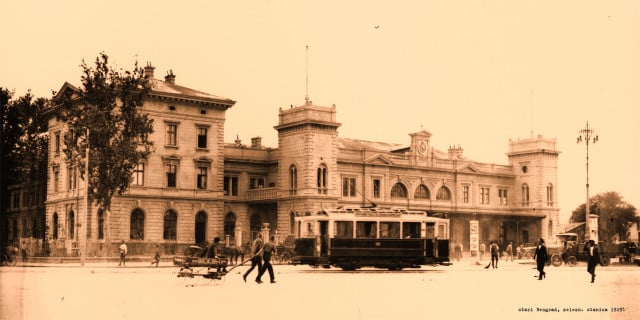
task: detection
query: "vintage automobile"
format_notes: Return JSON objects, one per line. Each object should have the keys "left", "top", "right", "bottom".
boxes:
{"left": 549, "top": 233, "right": 612, "bottom": 267}
{"left": 616, "top": 241, "right": 638, "bottom": 264}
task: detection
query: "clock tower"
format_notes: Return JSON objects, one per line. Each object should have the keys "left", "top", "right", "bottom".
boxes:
{"left": 410, "top": 130, "right": 432, "bottom": 163}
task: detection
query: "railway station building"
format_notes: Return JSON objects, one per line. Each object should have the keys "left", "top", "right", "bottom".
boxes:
{"left": 7, "top": 64, "right": 560, "bottom": 258}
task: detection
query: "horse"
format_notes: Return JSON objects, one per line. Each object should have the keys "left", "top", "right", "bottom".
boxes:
{"left": 221, "top": 245, "right": 245, "bottom": 265}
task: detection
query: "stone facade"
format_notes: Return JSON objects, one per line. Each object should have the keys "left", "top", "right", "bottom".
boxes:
{"left": 34, "top": 65, "right": 561, "bottom": 258}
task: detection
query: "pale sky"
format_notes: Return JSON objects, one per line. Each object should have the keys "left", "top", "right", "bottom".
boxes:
{"left": 2, "top": 0, "right": 639, "bottom": 224}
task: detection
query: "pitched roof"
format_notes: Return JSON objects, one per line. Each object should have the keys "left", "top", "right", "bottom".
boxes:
{"left": 148, "top": 78, "right": 235, "bottom": 107}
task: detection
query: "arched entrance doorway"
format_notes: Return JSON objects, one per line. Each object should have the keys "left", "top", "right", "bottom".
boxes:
{"left": 195, "top": 211, "right": 207, "bottom": 245}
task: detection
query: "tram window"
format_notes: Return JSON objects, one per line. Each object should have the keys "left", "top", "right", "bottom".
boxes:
{"left": 356, "top": 221, "right": 377, "bottom": 238}
{"left": 426, "top": 222, "right": 435, "bottom": 238}
{"left": 438, "top": 223, "right": 447, "bottom": 239}
{"left": 335, "top": 221, "right": 353, "bottom": 238}
{"left": 379, "top": 222, "right": 400, "bottom": 238}
{"left": 305, "top": 222, "right": 314, "bottom": 237}
{"left": 402, "top": 222, "right": 421, "bottom": 238}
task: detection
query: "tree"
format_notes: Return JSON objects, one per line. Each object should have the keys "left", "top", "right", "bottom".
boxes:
{"left": 570, "top": 192, "right": 637, "bottom": 242}
{"left": 53, "top": 53, "right": 154, "bottom": 212}
{"left": 1, "top": 88, "right": 49, "bottom": 251}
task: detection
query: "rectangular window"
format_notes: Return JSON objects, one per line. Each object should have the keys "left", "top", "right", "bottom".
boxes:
{"left": 342, "top": 177, "right": 356, "bottom": 197}
{"left": 249, "top": 177, "right": 265, "bottom": 189}
{"left": 166, "top": 123, "right": 177, "bottom": 146}
{"left": 54, "top": 132, "right": 61, "bottom": 154}
{"left": 373, "top": 179, "right": 381, "bottom": 198}
{"left": 197, "top": 167, "right": 208, "bottom": 189}
{"left": 224, "top": 176, "right": 238, "bottom": 196}
{"left": 134, "top": 163, "right": 144, "bottom": 186}
{"left": 480, "top": 187, "right": 490, "bottom": 205}
{"left": 356, "top": 221, "right": 377, "bottom": 238}
{"left": 166, "top": 164, "right": 177, "bottom": 187}
{"left": 379, "top": 222, "right": 400, "bottom": 238}
{"left": 67, "top": 166, "right": 77, "bottom": 190}
{"left": 197, "top": 127, "right": 207, "bottom": 149}
{"left": 12, "top": 191, "right": 20, "bottom": 209}
{"left": 499, "top": 189, "right": 508, "bottom": 206}
{"left": 52, "top": 167, "right": 59, "bottom": 192}
{"left": 334, "top": 221, "right": 354, "bottom": 238}
{"left": 463, "top": 185, "right": 470, "bottom": 203}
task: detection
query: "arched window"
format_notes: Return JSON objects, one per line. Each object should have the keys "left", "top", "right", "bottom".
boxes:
{"left": 436, "top": 186, "right": 451, "bottom": 200}
{"left": 522, "top": 184, "right": 530, "bottom": 207}
{"left": 224, "top": 212, "right": 236, "bottom": 238}
{"left": 68, "top": 210, "right": 75, "bottom": 239}
{"left": 317, "top": 164, "right": 328, "bottom": 194}
{"left": 195, "top": 211, "right": 207, "bottom": 245}
{"left": 130, "top": 209, "right": 145, "bottom": 240}
{"left": 97, "top": 209, "right": 104, "bottom": 240}
{"left": 414, "top": 184, "right": 430, "bottom": 199}
{"left": 548, "top": 220, "right": 553, "bottom": 238}
{"left": 52, "top": 212, "right": 59, "bottom": 239}
{"left": 289, "top": 165, "right": 297, "bottom": 195}
{"left": 390, "top": 183, "right": 408, "bottom": 198}
{"left": 546, "top": 183, "right": 553, "bottom": 206}
{"left": 163, "top": 209, "right": 177, "bottom": 240}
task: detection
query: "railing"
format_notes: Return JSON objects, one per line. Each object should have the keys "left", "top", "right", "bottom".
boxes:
{"left": 246, "top": 187, "right": 279, "bottom": 201}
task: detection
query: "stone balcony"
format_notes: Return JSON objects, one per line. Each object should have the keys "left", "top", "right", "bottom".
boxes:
{"left": 246, "top": 187, "right": 279, "bottom": 202}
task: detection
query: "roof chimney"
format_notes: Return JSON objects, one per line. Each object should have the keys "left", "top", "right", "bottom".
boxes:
{"left": 251, "top": 136, "right": 262, "bottom": 149}
{"left": 447, "top": 145, "right": 464, "bottom": 160}
{"left": 144, "top": 62, "right": 155, "bottom": 79}
{"left": 164, "top": 70, "right": 175, "bottom": 84}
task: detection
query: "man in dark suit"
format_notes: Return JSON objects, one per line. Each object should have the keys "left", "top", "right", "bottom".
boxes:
{"left": 533, "top": 238, "right": 547, "bottom": 280}
{"left": 585, "top": 239, "right": 600, "bottom": 283}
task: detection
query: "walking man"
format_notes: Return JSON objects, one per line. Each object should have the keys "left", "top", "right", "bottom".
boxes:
{"left": 585, "top": 240, "right": 599, "bottom": 283}
{"left": 256, "top": 235, "right": 276, "bottom": 284}
{"left": 243, "top": 234, "right": 263, "bottom": 282}
{"left": 505, "top": 241, "right": 514, "bottom": 262}
{"left": 533, "top": 238, "right": 547, "bottom": 280}
{"left": 151, "top": 244, "right": 161, "bottom": 267}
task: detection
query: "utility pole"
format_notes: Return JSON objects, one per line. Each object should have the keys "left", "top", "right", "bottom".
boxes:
{"left": 577, "top": 121, "right": 598, "bottom": 242}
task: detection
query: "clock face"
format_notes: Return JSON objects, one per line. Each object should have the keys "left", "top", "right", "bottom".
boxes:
{"left": 418, "top": 140, "right": 427, "bottom": 154}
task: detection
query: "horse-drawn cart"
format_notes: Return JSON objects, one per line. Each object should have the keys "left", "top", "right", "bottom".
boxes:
{"left": 173, "top": 245, "right": 230, "bottom": 285}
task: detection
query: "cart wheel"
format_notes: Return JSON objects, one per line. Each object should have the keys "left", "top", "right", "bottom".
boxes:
{"left": 568, "top": 256, "right": 577, "bottom": 267}
{"left": 551, "top": 254, "right": 562, "bottom": 267}
{"left": 281, "top": 252, "right": 291, "bottom": 263}
{"left": 600, "top": 255, "right": 611, "bottom": 266}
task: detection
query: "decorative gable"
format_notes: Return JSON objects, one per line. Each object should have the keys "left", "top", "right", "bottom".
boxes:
{"left": 365, "top": 154, "right": 393, "bottom": 165}
{"left": 458, "top": 164, "right": 481, "bottom": 173}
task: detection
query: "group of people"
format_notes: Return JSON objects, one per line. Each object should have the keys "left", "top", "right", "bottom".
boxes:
{"left": 478, "top": 237, "right": 599, "bottom": 284}
{"left": 532, "top": 238, "right": 599, "bottom": 283}
{"left": 116, "top": 234, "right": 279, "bottom": 284}
{"left": 243, "top": 233, "right": 276, "bottom": 284}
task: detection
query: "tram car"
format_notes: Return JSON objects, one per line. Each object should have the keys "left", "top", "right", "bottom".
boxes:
{"left": 291, "top": 206, "right": 451, "bottom": 270}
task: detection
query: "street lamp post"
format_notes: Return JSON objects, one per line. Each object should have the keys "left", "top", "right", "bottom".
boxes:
{"left": 577, "top": 121, "right": 598, "bottom": 242}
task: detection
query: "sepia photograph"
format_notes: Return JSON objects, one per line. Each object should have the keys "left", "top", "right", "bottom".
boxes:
{"left": 1, "top": 1, "right": 639, "bottom": 319}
